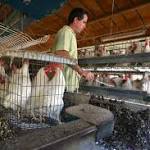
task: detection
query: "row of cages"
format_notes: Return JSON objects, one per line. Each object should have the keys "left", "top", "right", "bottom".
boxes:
{"left": 80, "top": 71, "right": 150, "bottom": 93}
{"left": 0, "top": 51, "right": 79, "bottom": 130}
{"left": 0, "top": 51, "right": 149, "bottom": 150}
{"left": 0, "top": 51, "right": 115, "bottom": 149}
{"left": 78, "top": 36, "right": 150, "bottom": 58}
{"left": 0, "top": 51, "right": 149, "bottom": 131}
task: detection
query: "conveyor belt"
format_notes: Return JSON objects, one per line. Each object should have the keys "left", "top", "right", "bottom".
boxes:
{"left": 79, "top": 85, "right": 148, "bottom": 101}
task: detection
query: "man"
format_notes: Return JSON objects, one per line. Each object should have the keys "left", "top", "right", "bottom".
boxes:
{"left": 52, "top": 8, "right": 94, "bottom": 92}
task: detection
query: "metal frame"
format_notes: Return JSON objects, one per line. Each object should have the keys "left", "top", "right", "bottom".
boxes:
{"left": 79, "top": 85, "right": 148, "bottom": 101}
{"left": 3, "top": 51, "right": 77, "bottom": 65}
{"left": 79, "top": 52, "right": 150, "bottom": 66}
{"left": 84, "top": 66, "right": 150, "bottom": 74}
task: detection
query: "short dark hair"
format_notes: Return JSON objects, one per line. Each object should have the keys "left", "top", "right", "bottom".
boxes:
{"left": 68, "top": 8, "right": 88, "bottom": 25}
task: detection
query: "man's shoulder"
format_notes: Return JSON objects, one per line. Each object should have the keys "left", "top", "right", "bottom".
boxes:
{"left": 59, "top": 25, "right": 74, "bottom": 35}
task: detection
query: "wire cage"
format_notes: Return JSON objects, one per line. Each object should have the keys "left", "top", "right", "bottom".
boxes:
{"left": 78, "top": 36, "right": 150, "bottom": 59}
{"left": 0, "top": 25, "right": 105, "bottom": 148}
{"left": 78, "top": 36, "right": 150, "bottom": 104}
{"left": 0, "top": 50, "right": 79, "bottom": 129}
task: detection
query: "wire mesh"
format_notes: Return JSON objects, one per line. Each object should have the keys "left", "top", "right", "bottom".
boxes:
{"left": 0, "top": 23, "right": 50, "bottom": 52}
{"left": 78, "top": 36, "right": 150, "bottom": 58}
{"left": 0, "top": 51, "right": 79, "bottom": 130}
{"left": 78, "top": 36, "right": 150, "bottom": 104}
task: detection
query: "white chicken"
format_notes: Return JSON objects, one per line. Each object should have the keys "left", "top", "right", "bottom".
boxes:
{"left": 3, "top": 60, "right": 31, "bottom": 117}
{"left": 27, "top": 63, "right": 65, "bottom": 124}
{"left": 95, "top": 45, "right": 109, "bottom": 57}
{"left": 127, "top": 41, "right": 142, "bottom": 54}
{"left": 85, "top": 49, "right": 91, "bottom": 57}
{"left": 142, "top": 72, "right": 150, "bottom": 94}
{"left": 121, "top": 77, "right": 133, "bottom": 90}
{"left": 111, "top": 76, "right": 123, "bottom": 87}
{"left": 144, "top": 38, "right": 150, "bottom": 53}
{"left": 0, "top": 59, "right": 9, "bottom": 101}
{"left": 132, "top": 79, "right": 143, "bottom": 91}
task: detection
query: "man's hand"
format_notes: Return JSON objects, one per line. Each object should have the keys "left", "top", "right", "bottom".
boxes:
{"left": 54, "top": 50, "right": 94, "bottom": 81}
{"left": 81, "top": 70, "right": 94, "bottom": 81}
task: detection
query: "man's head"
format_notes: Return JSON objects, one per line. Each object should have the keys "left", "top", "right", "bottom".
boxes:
{"left": 68, "top": 8, "right": 88, "bottom": 33}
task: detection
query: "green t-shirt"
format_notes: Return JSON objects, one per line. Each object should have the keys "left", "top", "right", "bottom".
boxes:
{"left": 52, "top": 25, "right": 79, "bottom": 92}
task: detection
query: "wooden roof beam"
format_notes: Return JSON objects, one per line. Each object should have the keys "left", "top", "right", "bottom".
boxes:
{"left": 128, "top": 0, "right": 147, "bottom": 30}
{"left": 114, "top": 1, "right": 131, "bottom": 28}
{"left": 78, "top": 24, "right": 150, "bottom": 43}
{"left": 78, "top": 0, "right": 97, "bottom": 20}
{"left": 87, "top": 0, "right": 120, "bottom": 36}
{"left": 89, "top": 2, "right": 150, "bottom": 25}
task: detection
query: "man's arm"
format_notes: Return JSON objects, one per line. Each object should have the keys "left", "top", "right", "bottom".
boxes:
{"left": 54, "top": 50, "right": 94, "bottom": 80}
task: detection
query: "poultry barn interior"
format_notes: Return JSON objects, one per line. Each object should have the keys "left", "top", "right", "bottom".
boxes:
{"left": 0, "top": 0, "right": 150, "bottom": 150}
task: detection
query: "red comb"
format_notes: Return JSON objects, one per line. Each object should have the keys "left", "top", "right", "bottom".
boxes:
{"left": 44, "top": 63, "right": 63, "bottom": 77}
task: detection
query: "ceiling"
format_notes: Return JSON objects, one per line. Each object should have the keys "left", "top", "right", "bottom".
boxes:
{"left": 0, "top": 0, "right": 150, "bottom": 51}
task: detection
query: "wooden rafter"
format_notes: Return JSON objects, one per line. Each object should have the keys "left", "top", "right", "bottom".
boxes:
{"left": 89, "top": 2, "right": 150, "bottom": 25}
{"left": 128, "top": 0, "right": 147, "bottom": 30}
{"left": 114, "top": 1, "right": 131, "bottom": 28}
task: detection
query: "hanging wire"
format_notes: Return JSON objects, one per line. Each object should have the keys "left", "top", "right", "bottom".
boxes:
{"left": 21, "top": 13, "right": 24, "bottom": 32}
{"left": 110, "top": 0, "right": 115, "bottom": 36}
